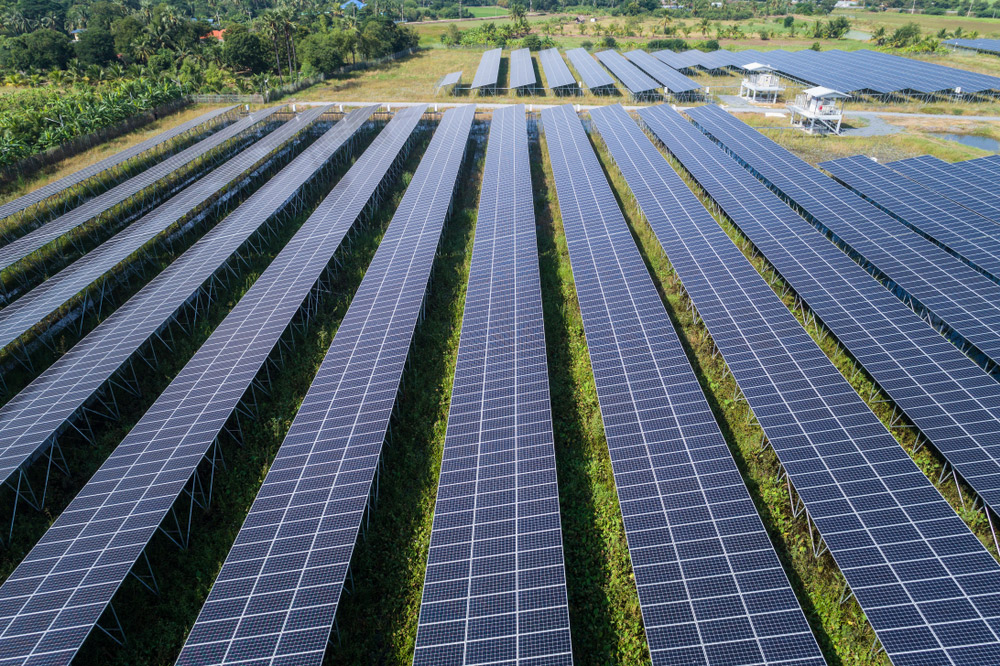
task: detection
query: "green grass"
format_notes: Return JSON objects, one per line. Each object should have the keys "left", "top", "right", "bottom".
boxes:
{"left": 466, "top": 6, "right": 506, "bottom": 18}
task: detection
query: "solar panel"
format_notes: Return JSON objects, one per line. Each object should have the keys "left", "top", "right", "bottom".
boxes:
{"left": 950, "top": 155, "right": 1000, "bottom": 179}
{"left": 509, "top": 48, "right": 537, "bottom": 90}
{"left": 686, "top": 104, "right": 1000, "bottom": 376}
{"left": 546, "top": 102, "right": 823, "bottom": 666}
{"left": 412, "top": 105, "right": 572, "bottom": 666}
{"left": 471, "top": 48, "right": 502, "bottom": 90}
{"left": 0, "top": 105, "right": 427, "bottom": 666}
{"left": 594, "top": 102, "right": 1000, "bottom": 666}
{"left": 0, "top": 106, "right": 238, "bottom": 227}
{"left": 595, "top": 50, "right": 660, "bottom": 97}
{"left": 565, "top": 48, "right": 616, "bottom": 93}
{"left": 947, "top": 37, "right": 1000, "bottom": 55}
{"left": 624, "top": 49, "right": 701, "bottom": 94}
{"left": 0, "top": 106, "right": 318, "bottom": 355}
{"left": 539, "top": 48, "right": 576, "bottom": 91}
{"left": 820, "top": 155, "right": 1000, "bottom": 284}
{"left": 174, "top": 104, "right": 473, "bottom": 666}
{"left": 0, "top": 107, "right": 277, "bottom": 283}
{"left": 642, "top": 101, "right": 1000, "bottom": 563}
{"left": 651, "top": 49, "right": 687, "bottom": 70}
{"left": 885, "top": 155, "right": 1000, "bottom": 224}
{"left": 0, "top": 105, "right": 378, "bottom": 526}
{"left": 436, "top": 71, "right": 462, "bottom": 93}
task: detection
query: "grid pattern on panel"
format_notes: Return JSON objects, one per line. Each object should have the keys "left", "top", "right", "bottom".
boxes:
{"left": 545, "top": 103, "right": 823, "bottom": 666}
{"left": 950, "top": 155, "right": 1000, "bottom": 180}
{"left": 471, "top": 49, "right": 502, "bottom": 89}
{"left": 623, "top": 50, "right": 700, "bottom": 93}
{"left": 594, "top": 51, "right": 660, "bottom": 95}
{"left": 0, "top": 105, "right": 426, "bottom": 666}
{"left": 0, "top": 107, "right": 276, "bottom": 275}
{"left": 0, "top": 106, "right": 237, "bottom": 223}
{"left": 685, "top": 105, "right": 1000, "bottom": 376}
{"left": 439, "top": 71, "right": 463, "bottom": 87}
{"left": 0, "top": 106, "right": 378, "bottom": 495}
{"left": 412, "top": 106, "right": 572, "bottom": 666}
{"left": 0, "top": 106, "right": 316, "bottom": 353}
{"left": 174, "top": 105, "right": 473, "bottom": 666}
{"left": 642, "top": 102, "right": 1000, "bottom": 570}
{"left": 885, "top": 155, "right": 1000, "bottom": 224}
{"left": 593, "top": 102, "right": 1000, "bottom": 666}
{"left": 539, "top": 49, "right": 575, "bottom": 90}
{"left": 509, "top": 49, "right": 536, "bottom": 89}
{"left": 946, "top": 38, "right": 1000, "bottom": 54}
{"left": 819, "top": 155, "right": 1000, "bottom": 284}
{"left": 565, "top": 48, "right": 615, "bottom": 91}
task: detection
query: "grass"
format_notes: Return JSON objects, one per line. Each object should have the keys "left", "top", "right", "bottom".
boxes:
{"left": 0, "top": 104, "right": 231, "bottom": 211}
{"left": 466, "top": 6, "right": 506, "bottom": 18}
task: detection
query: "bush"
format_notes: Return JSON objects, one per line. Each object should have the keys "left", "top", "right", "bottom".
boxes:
{"left": 784, "top": 15, "right": 795, "bottom": 28}
{"left": 74, "top": 28, "right": 116, "bottom": 66}
{"left": 647, "top": 38, "right": 687, "bottom": 51}
{"left": 601, "top": 36, "right": 617, "bottom": 49}
{"left": 299, "top": 30, "right": 355, "bottom": 75}
{"left": 223, "top": 31, "right": 270, "bottom": 74}
{"left": 580, "top": 40, "right": 594, "bottom": 50}
{"left": 810, "top": 41, "right": 822, "bottom": 51}
{"left": 522, "top": 33, "right": 542, "bottom": 50}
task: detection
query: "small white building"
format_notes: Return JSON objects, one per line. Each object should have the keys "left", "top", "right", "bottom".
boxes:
{"left": 739, "top": 63, "right": 785, "bottom": 103}
{"left": 787, "top": 86, "right": 849, "bottom": 135}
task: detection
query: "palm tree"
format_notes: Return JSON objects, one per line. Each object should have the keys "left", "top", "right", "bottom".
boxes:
{"left": 699, "top": 18, "right": 710, "bottom": 37}
{"left": 255, "top": 12, "right": 285, "bottom": 84}
{"left": 871, "top": 25, "right": 886, "bottom": 46}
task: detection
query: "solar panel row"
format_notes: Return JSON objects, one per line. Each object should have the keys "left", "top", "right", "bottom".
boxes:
{"left": 175, "top": 104, "right": 473, "bottom": 666}
{"left": 471, "top": 49, "right": 502, "bottom": 90}
{"left": 0, "top": 105, "right": 315, "bottom": 355}
{"left": 624, "top": 50, "right": 701, "bottom": 94}
{"left": 0, "top": 105, "right": 378, "bottom": 526}
{"left": 0, "top": 105, "right": 426, "bottom": 666}
{"left": 545, "top": 102, "right": 823, "bottom": 666}
{"left": 594, "top": 102, "right": 1000, "bottom": 666}
{"left": 946, "top": 38, "right": 1000, "bottom": 56}
{"left": 686, "top": 105, "right": 1000, "bottom": 380}
{"left": 565, "top": 48, "right": 616, "bottom": 93}
{"left": 641, "top": 102, "right": 1000, "bottom": 559}
{"left": 509, "top": 48, "right": 537, "bottom": 91}
{"left": 413, "top": 105, "right": 572, "bottom": 666}
{"left": 820, "top": 155, "right": 1000, "bottom": 285}
{"left": 0, "top": 106, "right": 238, "bottom": 227}
{"left": 0, "top": 107, "right": 280, "bottom": 282}
{"left": 539, "top": 48, "right": 576, "bottom": 91}
{"left": 595, "top": 50, "right": 660, "bottom": 97}
{"left": 885, "top": 155, "right": 1000, "bottom": 224}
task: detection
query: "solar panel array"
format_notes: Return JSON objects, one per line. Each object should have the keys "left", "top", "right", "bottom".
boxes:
{"left": 651, "top": 49, "right": 743, "bottom": 72}
{"left": 0, "top": 105, "right": 426, "bottom": 666}
{"left": 946, "top": 38, "right": 1000, "bottom": 55}
{"left": 545, "top": 102, "right": 823, "bottom": 666}
{"left": 952, "top": 154, "right": 1000, "bottom": 179}
{"left": 0, "top": 106, "right": 237, "bottom": 225}
{"left": 0, "top": 107, "right": 279, "bottom": 279}
{"left": 820, "top": 155, "right": 1000, "bottom": 284}
{"left": 509, "top": 48, "right": 536, "bottom": 90}
{"left": 642, "top": 101, "right": 1000, "bottom": 545}
{"left": 413, "top": 105, "right": 572, "bottom": 666}
{"left": 539, "top": 48, "right": 576, "bottom": 90}
{"left": 175, "top": 104, "right": 473, "bottom": 666}
{"left": 592, "top": 102, "right": 1000, "bottom": 666}
{"left": 595, "top": 50, "right": 660, "bottom": 96}
{"left": 436, "top": 71, "right": 463, "bottom": 92}
{"left": 885, "top": 155, "right": 1000, "bottom": 224}
{"left": 471, "top": 48, "right": 502, "bottom": 90}
{"left": 565, "top": 48, "right": 616, "bottom": 93}
{"left": 686, "top": 104, "right": 1000, "bottom": 374}
{"left": 0, "top": 106, "right": 378, "bottom": 504}
{"left": 0, "top": 105, "right": 316, "bottom": 354}
{"left": 623, "top": 50, "right": 701, "bottom": 94}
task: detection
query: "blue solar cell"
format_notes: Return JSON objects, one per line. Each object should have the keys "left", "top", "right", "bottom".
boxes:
{"left": 565, "top": 48, "right": 616, "bottom": 93}
{"left": 623, "top": 50, "right": 701, "bottom": 94}
{"left": 546, "top": 103, "right": 824, "bottom": 666}
{"left": 413, "top": 105, "right": 572, "bottom": 666}
{"left": 0, "top": 106, "right": 237, "bottom": 226}
{"left": 471, "top": 49, "right": 502, "bottom": 89}
{"left": 174, "top": 105, "right": 474, "bottom": 666}
{"left": 509, "top": 48, "right": 537, "bottom": 90}
{"left": 592, "top": 101, "right": 1000, "bottom": 666}
{"left": 594, "top": 51, "right": 660, "bottom": 97}
{"left": 885, "top": 155, "right": 1000, "bottom": 224}
{"left": 0, "top": 105, "right": 378, "bottom": 532}
{"left": 820, "top": 155, "right": 1000, "bottom": 284}
{"left": 539, "top": 48, "right": 576, "bottom": 90}
{"left": 686, "top": 104, "right": 1000, "bottom": 378}
{"left": 0, "top": 105, "right": 427, "bottom": 666}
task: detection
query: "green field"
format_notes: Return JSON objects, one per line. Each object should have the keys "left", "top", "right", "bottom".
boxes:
{"left": 465, "top": 5, "right": 506, "bottom": 17}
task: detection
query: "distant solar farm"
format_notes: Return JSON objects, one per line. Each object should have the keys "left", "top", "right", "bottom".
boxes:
{"left": 2, "top": 43, "right": 1000, "bottom": 666}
